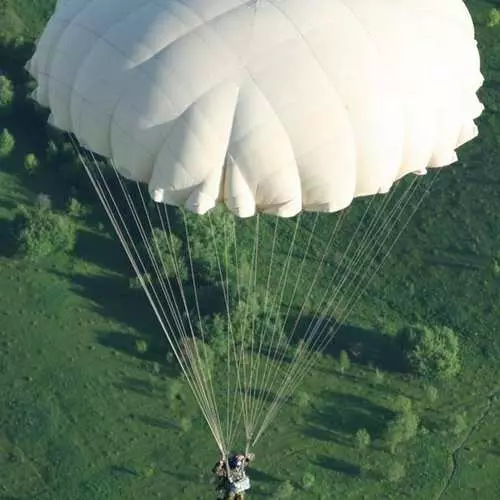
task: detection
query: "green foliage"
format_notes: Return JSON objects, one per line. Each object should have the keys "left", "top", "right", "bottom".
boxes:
{"left": 385, "top": 401, "right": 420, "bottom": 453}
{"left": 0, "top": 75, "right": 14, "bottom": 108}
{"left": 13, "top": 202, "right": 77, "bottom": 260}
{"left": 397, "top": 325, "right": 461, "bottom": 380}
{"left": 134, "top": 339, "right": 149, "bottom": 355}
{"left": 487, "top": 8, "right": 500, "bottom": 27}
{"left": 393, "top": 395, "right": 413, "bottom": 414}
{"left": 181, "top": 206, "right": 236, "bottom": 283}
{"left": 301, "top": 471, "right": 315, "bottom": 490}
{"left": 148, "top": 228, "right": 188, "bottom": 281}
{"left": 373, "top": 367, "right": 385, "bottom": 385}
{"left": 179, "top": 416, "right": 191, "bottom": 433}
{"left": 295, "top": 390, "right": 311, "bottom": 409}
{"left": 0, "top": 128, "right": 15, "bottom": 157}
{"left": 23, "top": 153, "right": 38, "bottom": 175}
{"left": 385, "top": 461, "right": 406, "bottom": 483}
{"left": 67, "top": 197, "right": 89, "bottom": 218}
{"left": 167, "top": 379, "right": 184, "bottom": 404}
{"left": 272, "top": 480, "right": 295, "bottom": 499}
{"left": 339, "top": 350, "right": 351, "bottom": 373}
{"left": 451, "top": 413, "right": 468, "bottom": 436}
{"left": 354, "top": 428, "right": 371, "bottom": 450}
{"left": 425, "top": 385, "right": 439, "bottom": 404}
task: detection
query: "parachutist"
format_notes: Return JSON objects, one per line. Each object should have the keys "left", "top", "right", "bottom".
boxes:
{"left": 212, "top": 453, "right": 255, "bottom": 499}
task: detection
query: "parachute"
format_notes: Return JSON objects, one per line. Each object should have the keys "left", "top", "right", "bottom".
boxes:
{"left": 27, "top": 0, "right": 483, "bottom": 455}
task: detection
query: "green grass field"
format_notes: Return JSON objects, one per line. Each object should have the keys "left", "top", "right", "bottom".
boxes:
{"left": 1, "top": 1, "right": 500, "bottom": 499}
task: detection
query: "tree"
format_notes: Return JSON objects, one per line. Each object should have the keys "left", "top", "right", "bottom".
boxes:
{"left": 386, "top": 461, "right": 406, "bottom": 483}
{"left": 397, "top": 324, "right": 461, "bottom": 379}
{"left": 147, "top": 228, "right": 188, "bottom": 281}
{"left": 13, "top": 203, "right": 77, "bottom": 260}
{"left": 0, "top": 128, "right": 15, "bottom": 157}
{"left": 425, "top": 385, "right": 439, "bottom": 403}
{"left": 487, "top": 8, "right": 500, "bottom": 28}
{"left": 354, "top": 428, "right": 371, "bottom": 450}
{"left": 339, "top": 350, "right": 351, "bottom": 374}
{"left": 24, "top": 153, "right": 39, "bottom": 175}
{"left": 451, "top": 413, "right": 467, "bottom": 436}
{"left": 0, "top": 75, "right": 14, "bottom": 109}
{"left": 385, "top": 398, "right": 420, "bottom": 453}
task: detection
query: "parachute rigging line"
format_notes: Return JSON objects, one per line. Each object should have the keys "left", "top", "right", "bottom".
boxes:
{"left": 69, "top": 130, "right": 435, "bottom": 454}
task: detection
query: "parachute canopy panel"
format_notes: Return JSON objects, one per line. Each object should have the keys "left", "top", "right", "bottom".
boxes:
{"left": 28, "top": 0, "right": 483, "bottom": 217}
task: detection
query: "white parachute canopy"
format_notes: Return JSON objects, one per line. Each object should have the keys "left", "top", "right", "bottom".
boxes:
{"left": 27, "top": 0, "right": 483, "bottom": 218}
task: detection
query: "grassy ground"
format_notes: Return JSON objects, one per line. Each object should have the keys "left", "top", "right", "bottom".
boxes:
{"left": 1, "top": 1, "right": 500, "bottom": 499}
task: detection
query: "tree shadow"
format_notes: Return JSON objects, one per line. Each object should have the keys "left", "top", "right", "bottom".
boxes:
{"left": 314, "top": 455, "right": 361, "bottom": 476}
{"left": 134, "top": 414, "right": 178, "bottom": 431}
{"left": 290, "top": 313, "right": 405, "bottom": 373}
{"left": 115, "top": 377, "right": 157, "bottom": 397}
{"left": 304, "top": 390, "right": 393, "bottom": 445}
{"left": 74, "top": 228, "right": 129, "bottom": 275}
{"left": 0, "top": 217, "right": 15, "bottom": 257}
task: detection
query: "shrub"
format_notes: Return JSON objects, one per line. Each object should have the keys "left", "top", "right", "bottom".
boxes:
{"left": 425, "top": 385, "right": 439, "bottom": 404}
{"left": 179, "top": 417, "right": 191, "bottom": 432}
{"left": 487, "top": 8, "right": 500, "bottom": 28}
{"left": 13, "top": 203, "right": 77, "bottom": 260}
{"left": 397, "top": 325, "right": 461, "bottom": 379}
{"left": 0, "top": 75, "right": 14, "bottom": 108}
{"left": 451, "top": 413, "right": 468, "bottom": 436}
{"left": 147, "top": 228, "right": 188, "bottom": 281}
{"left": 295, "top": 391, "right": 311, "bottom": 409}
{"left": 181, "top": 205, "right": 236, "bottom": 283}
{"left": 67, "top": 197, "right": 89, "bottom": 218}
{"left": 339, "top": 350, "right": 351, "bottom": 373}
{"left": 354, "top": 428, "right": 371, "bottom": 450}
{"left": 385, "top": 407, "right": 420, "bottom": 453}
{"left": 272, "top": 480, "right": 294, "bottom": 499}
{"left": 393, "top": 396, "right": 413, "bottom": 414}
{"left": 386, "top": 461, "right": 406, "bottom": 483}
{"left": 167, "top": 379, "right": 183, "bottom": 403}
{"left": 301, "top": 471, "right": 315, "bottom": 490}
{"left": 373, "top": 367, "right": 385, "bottom": 385}
{"left": 24, "top": 153, "right": 39, "bottom": 175}
{"left": 0, "top": 128, "right": 15, "bottom": 157}
{"left": 134, "top": 339, "right": 149, "bottom": 354}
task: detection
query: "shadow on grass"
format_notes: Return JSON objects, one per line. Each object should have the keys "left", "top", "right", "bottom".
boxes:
{"left": 116, "top": 377, "right": 156, "bottom": 397}
{"left": 290, "top": 314, "right": 405, "bottom": 373}
{"left": 135, "top": 414, "right": 178, "bottom": 431}
{"left": 0, "top": 218, "right": 15, "bottom": 257}
{"left": 74, "top": 228, "right": 129, "bottom": 275}
{"left": 304, "top": 390, "right": 393, "bottom": 446}
{"left": 314, "top": 455, "right": 361, "bottom": 476}
{"left": 423, "top": 250, "right": 486, "bottom": 271}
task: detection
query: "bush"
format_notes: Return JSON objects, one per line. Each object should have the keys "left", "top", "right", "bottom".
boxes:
{"left": 181, "top": 206, "right": 236, "bottom": 283}
{"left": 386, "top": 461, "right": 406, "bottom": 483}
{"left": 451, "top": 413, "right": 468, "bottom": 436}
{"left": 24, "top": 153, "right": 39, "bottom": 175}
{"left": 67, "top": 198, "right": 89, "bottom": 218}
{"left": 339, "top": 350, "right": 351, "bottom": 373}
{"left": 354, "top": 428, "right": 371, "bottom": 450}
{"left": 146, "top": 228, "right": 188, "bottom": 281}
{"left": 134, "top": 339, "right": 149, "bottom": 354}
{"left": 295, "top": 391, "right": 311, "bottom": 409}
{"left": 425, "top": 385, "right": 439, "bottom": 404}
{"left": 385, "top": 405, "right": 420, "bottom": 453}
{"left": 0, "top": 128, "right": 15, "bottom": 157}
{"left": 301, "top": 471, "right": 315, "bottom": 490}
{"left": 272, "top": 480, "right": 294, "bottom": 499}
{"left": 487, "top": 8, "right": 500, "bottom": 28}
{"left": 397, "top": 325, "right": 461, "bottom": 379}
{"left": 0, "top": 75, "right": 14, "bottom": 108}
{"left": 13, "top": 203, "right": 77, "bottom": 260}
